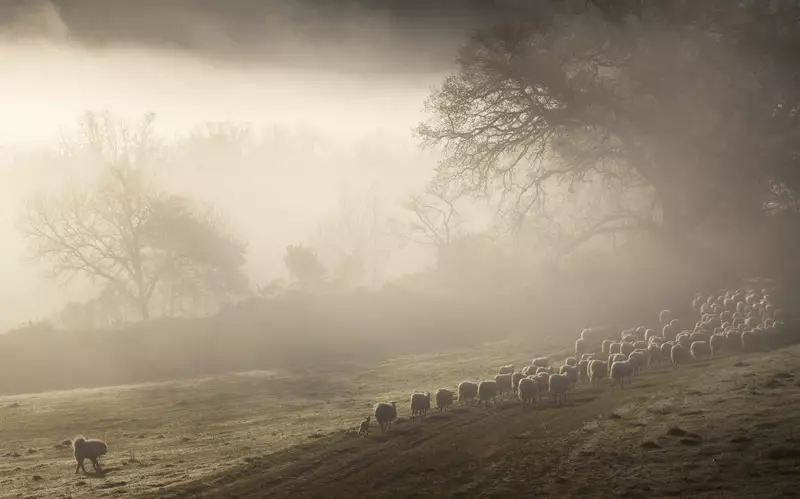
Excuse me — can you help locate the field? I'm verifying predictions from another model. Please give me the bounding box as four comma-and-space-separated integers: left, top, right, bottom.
2, 336, 800, 498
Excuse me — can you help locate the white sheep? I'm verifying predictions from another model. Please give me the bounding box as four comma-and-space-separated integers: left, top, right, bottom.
549, 373, 569, 402
518, 377, 537, 407
533, 372, 550, 401
575, 338, 586, 357
435, 388, 455, 412
627, 351, 647, 376
374, 402, 398, 432
457, 381, 478, 406
478, 380, 498, 407
588, 360, 607, 388
72, 436, 108, 474
709, 333, 726, 359
565, 356, 578, 367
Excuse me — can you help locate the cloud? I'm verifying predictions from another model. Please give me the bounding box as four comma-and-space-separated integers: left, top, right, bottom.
0, 0, 549, 74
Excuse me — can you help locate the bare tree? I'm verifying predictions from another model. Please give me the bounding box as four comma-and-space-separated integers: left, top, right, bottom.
20, 112, 248, 321
401, 184, 463, 248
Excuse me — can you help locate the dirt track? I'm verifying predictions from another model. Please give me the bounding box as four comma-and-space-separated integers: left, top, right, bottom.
153, 347, 800, 499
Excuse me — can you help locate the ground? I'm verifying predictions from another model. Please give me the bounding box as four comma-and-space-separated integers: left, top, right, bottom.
2, 337, 800, 498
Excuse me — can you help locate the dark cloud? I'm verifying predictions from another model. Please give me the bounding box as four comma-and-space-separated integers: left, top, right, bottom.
0, 0, 553, 74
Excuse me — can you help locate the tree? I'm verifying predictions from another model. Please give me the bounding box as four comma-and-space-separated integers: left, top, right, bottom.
20, 112, 248, 320
416, 1, 800, 269
283, 244, 327, 289
401, 183, 462, 248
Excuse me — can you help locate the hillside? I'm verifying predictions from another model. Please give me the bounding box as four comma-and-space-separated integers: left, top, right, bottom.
150, 344, 800, 499
2, 338, 799, 498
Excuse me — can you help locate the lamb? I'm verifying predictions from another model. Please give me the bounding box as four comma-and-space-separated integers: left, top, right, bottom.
72, 436, 108, 474
670, 343, 685, 368
435, 388, 455, 412
518, 377, 537, 407
610, 360, 633, 389
494, 373, 513, 396
548, 373, 570, 402
374, 402, 398, 431
458, 381, 479, 406
588, 360, 607, 388
478, 380, 498, 407
690, 341, 711, 361
357, 416, 371, 437
410, 392, 431, 420
498, 364, 515, 375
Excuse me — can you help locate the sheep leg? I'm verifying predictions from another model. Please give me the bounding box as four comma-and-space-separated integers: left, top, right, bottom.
75, 460, 82, 474
91, 457, 102, 472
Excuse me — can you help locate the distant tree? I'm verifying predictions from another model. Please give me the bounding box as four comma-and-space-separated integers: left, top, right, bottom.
401, 183, 462, 248
283, 244, 327, 288
20, 112, 248, 321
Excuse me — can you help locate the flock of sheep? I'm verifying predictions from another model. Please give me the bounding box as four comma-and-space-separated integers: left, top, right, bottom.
361, 285, 790, 435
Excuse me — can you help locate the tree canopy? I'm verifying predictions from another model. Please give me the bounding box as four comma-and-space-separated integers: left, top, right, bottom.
417, 0, 800, 273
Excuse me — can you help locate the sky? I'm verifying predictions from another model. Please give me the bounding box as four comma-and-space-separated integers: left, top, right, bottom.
0, 0, 542, 329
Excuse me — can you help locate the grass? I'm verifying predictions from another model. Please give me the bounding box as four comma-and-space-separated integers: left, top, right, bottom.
2, 336, 800, 498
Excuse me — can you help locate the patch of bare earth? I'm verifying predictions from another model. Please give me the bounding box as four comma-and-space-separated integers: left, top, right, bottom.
151, 346, 800, 499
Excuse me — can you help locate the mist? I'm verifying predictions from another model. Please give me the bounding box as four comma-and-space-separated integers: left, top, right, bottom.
0, 1, 528, 330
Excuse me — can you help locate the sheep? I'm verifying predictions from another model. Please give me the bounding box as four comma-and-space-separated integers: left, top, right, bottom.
521, 365, 536, 376
670, 344, 685, 368
620, 342, 635, 357
578, 359, 590, 383
533, 373, 550, 401
374, 402, 398, 432
357, 416, 371, 437
560, 364, 579, 389
435, 388, 455, 412
709, 333, 726, 358
610, 360, 633, 389
511, 372, 524, 393
532, 357, 550, 368
458, 381, 479, 406
548, 373, 569, 402
741, 330, 758, 352
588, 360, 607, 388
565, 356, 578, 367
410, 392, 431, 420
660, 309, 673, 325
628, 351, 647, 376
581, 353, 598, 361
647, 343, 661, 366
518, 377, 537, 407
690, 341, 711, 361
72, 436, 108, 474
535, 367, 550, 375
601, 339, 611, 354
644, 329, 657, 343
478, 380, 498, 407
498, 364, 515, 375
609, 342, 622, 354
494, 374, 513, 396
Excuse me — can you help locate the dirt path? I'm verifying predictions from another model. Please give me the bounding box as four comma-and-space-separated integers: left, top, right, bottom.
153, 346, 800, 498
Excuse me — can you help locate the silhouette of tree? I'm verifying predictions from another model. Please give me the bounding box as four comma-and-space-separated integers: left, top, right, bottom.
20, 112, 248, 320
283, 244, 327, 289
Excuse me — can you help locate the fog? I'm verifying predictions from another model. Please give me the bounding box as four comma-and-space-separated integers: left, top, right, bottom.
0, 1, 532, 330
